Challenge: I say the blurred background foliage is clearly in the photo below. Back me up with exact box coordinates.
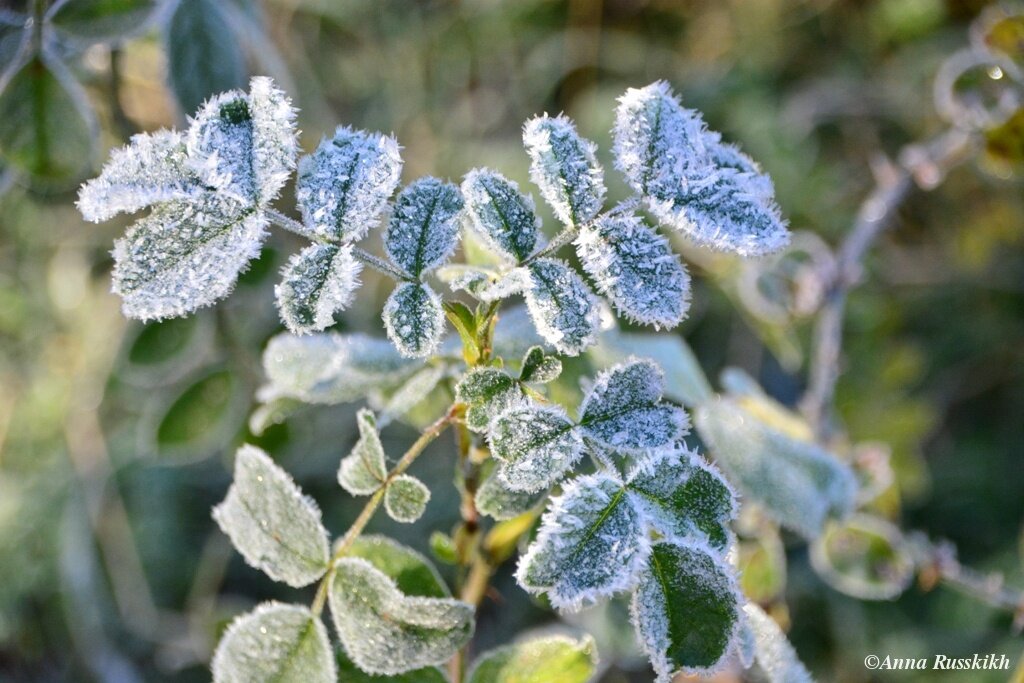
[0,0,1022,681]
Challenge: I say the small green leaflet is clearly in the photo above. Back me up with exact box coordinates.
[488,403,584,493]
[467,634,598,683]
[461,168,540,263]
[455,367,523,433]
[385,475,431,523]
[518,346,561,384]
[383,281,445,358]
[275,242,362,334]
[338,409,388,496]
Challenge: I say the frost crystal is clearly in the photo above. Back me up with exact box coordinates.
[523,114,605,226]
[455,367,524,432]
[475,461,549,521]
[111,195,266,321]
[521,258,601,356]
[275,243,362,334]
[212,445,330,587]
[578,359,689,451]
[742,603,814,683]
[212,602,335,683]
[329,558,474,675]
[630,541,742,681]
[338,409,388,496]
[77,130,197,222]
[519,346,562,383]
[261,332,417,405]
[488,403,584,493]
[385,475,431,523]
[575,212,691,328]
[296,126,403,242]
[612,81,789,257]
[384,177,464,277]
[461,169,542,263]
[516,474,649,611]
[382,282,445,358]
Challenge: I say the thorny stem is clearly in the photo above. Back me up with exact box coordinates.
[265,208,412,282]
[310,408,458,616]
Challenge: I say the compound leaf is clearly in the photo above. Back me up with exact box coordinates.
[630,542,741,680]
[212,602,335,683]
[329,558,474,675]
[385,475,431,523]
[523,114,605,226]
[212,445,330,587]
[384,177,464,277]
[578,359,689,451]
[338,409,388,496]
[488,403,584,493]
[383,281,445,358]
[275,242,362,334]
[516,474,648,611]
[296,126,403,242]
[467,634,598,683]
[461,169,540,263]
[521,258,600,356]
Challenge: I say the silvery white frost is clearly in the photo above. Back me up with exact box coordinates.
[384,474,431,523]
[523,114,606,225]
[337,409,388,496]
[275,243,363,334]
[461,168,541,262]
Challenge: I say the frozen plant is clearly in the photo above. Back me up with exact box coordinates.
[81,76,859,683]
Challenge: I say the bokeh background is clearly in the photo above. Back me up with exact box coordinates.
[1,0,1023,681]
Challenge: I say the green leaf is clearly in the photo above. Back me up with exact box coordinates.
[810,514,914,600]
[443,300,480,363]
[166,0,247,114]
[626,449,737,553]
[275,243,362,334]
[156,369,240,455]
[518,346,561,384]
[212,445,330,587]
[517,474,648,611]
[474,459,548,521]
[338,409,388,496]
[588,330,712,407]
[212,602,335,683]
[694,397,856,539]
[48,0,158,43]
[346,534,451,598]
[488,403,584,493]
[467,634,598,683]
[741,604,813,683]
[337,650,448,683]
[455,367,522,433]
[329,558,474,675]
[385,475,431,523]
[383,281,445,359]
[429,531,458,565]
[0,54,95,184]
[630,542,741,679]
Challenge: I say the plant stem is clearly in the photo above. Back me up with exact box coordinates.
[524,223,580,263]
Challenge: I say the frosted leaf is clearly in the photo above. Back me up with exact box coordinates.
[385,475,431,523]
[475,460,549,521]
[455,367,523,433]
[261,332,417,405]
[523,114,605,226]
[212,445,330,587]
[338,409,388,496]
[630,541,741,680]
[379,364,447,427]
[575,212,690,328]
[329,558,474,675]
[612,81,788,257]
[383,282,445,358]
[461,169,541,263]
[741,604,814,683]
[296,126,403,242]
[694,398,857,539]
[467,634,598,683]
[589,330,712,407]
[275,243,362,334]
[516,474,648,611]
[336,651,448,683]
[521,258,600,356]
[384,177,464,277]
[111,195,266,321]
[186,77,298,205]
[77,129,199,222]
[470,267,530,304]
[626,448,737,552]
[436,263,497,297]
[346,534,452,598]
[212,602,335,683]
[488,403,584,493]
[578,359,689,451]
[519,346,562,384]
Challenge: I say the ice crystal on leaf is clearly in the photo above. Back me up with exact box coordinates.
[385,475,431,523]
[384,177,464,277]
[461,169,541,263]
[629,541,742,681]
[212,445,330,587]
[329,558,474,675]
[519,346,562,384]
[578,358,689,451]
[383,281,445,358]
[337,409,388,496]
[516,474,650,611]
[575,211,691,328]
[455,367,524,433]
[523,114,606,226]
[612,81,788,257]
[741,603,814,683]
[488,403,584,493]
[474,460,549,521]
[275,243,362,334]
[212,602,335,683]
[521,258,601,356]
[296,126,403,242]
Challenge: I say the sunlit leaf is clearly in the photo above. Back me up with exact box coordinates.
[523,114,605,226]
[385,475,431,523]
[461,169,541,263]
[467,634,598,683]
